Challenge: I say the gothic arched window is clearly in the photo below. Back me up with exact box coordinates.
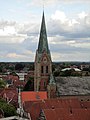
[41,66,43,73]
[46,66,48,73]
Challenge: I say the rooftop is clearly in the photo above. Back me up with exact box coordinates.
[61,68,81,72]
[21,91,47,103]
[23,98,90,120]
[56,76,90,95]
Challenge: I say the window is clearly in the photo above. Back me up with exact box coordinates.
[44,81,46,89]
[46,66,48,73]
[44,81,46,87]
[43,57,47,63]
[41,66,43,73]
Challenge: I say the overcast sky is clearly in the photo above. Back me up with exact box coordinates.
[0,0,90,62]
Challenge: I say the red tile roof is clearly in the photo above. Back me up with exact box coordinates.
[3,75,19,81]
[23,98,81,120]
[3,74,26,88]
[80,101,90,108]
[13,80,26,87]
[23,97,90,120]
[21,91,47,103]
[0,88,18,108]
[72,108,90,120]
[43,108,90,120]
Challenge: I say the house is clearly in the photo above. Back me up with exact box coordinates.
[19,91,47,118]
[0,88,18,108]
[80,64,90,70]
[2,74,26,89]
[34,11,56,98]
[41,108,90,120]
[17,72,27,81]
[22,97,90,120]
[0,75,3,80]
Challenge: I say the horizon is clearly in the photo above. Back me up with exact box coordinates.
[0,0,90,62]
[0,61,90,63]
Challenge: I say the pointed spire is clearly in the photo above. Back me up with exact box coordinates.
[49,74,56,85]
[38,11,49,54]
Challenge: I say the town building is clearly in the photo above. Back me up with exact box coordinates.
[22,97,90,120]
[0,88,18,108]
[1,10,90,120]
[34,11,56,98]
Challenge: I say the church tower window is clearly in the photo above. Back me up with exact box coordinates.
[46,66,48,73]
[44,81,46,88]
[41,66,43,73]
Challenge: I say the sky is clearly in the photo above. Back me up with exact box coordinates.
[0,0,90,62]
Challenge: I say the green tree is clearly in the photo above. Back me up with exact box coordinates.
[0,99,17,117]
[15,63,24,71]
[23,77,34,91]
[60,69,74,76]
[53,70,60,77]
[8,66,15,71]
[0,66,2,72]
[61,69,81,77]
[10,72,18,76]
[0,79,6,88]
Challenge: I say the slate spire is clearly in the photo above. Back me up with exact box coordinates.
[38,11,49,54]
[49,74,56,85]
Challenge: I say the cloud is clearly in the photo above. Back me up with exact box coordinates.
[29,0,90,7]
[0,19,37,61]
[6,53,23,58]
[0,34,27,44]
[0,8,90,61]
[78,11,88,19]
[47,10,90,62]
[51,11,67,24]
[0,20,28,43]
[0,26,16,35]
[0,20,16,29]
[5,52,34,62]
[52,52,90,62]
[48,10,90,39]
[30,0,59,6]
[17,22,39,36]
[0,43,35,62]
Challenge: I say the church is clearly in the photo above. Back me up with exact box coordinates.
[34,11,56,98]
[20,11,90,120]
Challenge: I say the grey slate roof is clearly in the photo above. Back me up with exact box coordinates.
[56,77,90,95]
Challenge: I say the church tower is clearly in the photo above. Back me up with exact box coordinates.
[34,11,56,97]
